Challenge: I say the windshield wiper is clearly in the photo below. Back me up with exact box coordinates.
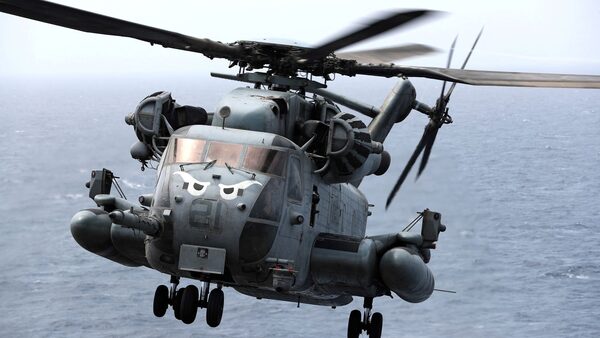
[225,162,257,180]
[179,159,216,171]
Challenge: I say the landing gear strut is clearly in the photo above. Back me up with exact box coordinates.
[347,297,383,338]
[153,276,225,327]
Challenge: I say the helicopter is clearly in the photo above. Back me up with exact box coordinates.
[2,1,600,338]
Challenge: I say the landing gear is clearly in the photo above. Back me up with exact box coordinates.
[153,276,225,327]
[347,298,384,338]
[347,309,362,338]
[369,312,383,338]
[173,289,184,320]
[206,287,224,327]
[180,285,199,324]
[153,285,169,317]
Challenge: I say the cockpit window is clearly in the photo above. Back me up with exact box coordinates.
[243,146,287,177]
[172,138,206,163]
[167,138,287,176]
[206,142,243,167]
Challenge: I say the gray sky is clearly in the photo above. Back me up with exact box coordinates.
[1,0,600,78]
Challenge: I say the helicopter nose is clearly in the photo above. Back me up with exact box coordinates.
[155,170,268,274]
[167,169,267,239]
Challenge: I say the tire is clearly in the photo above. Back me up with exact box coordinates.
[369,312,383,338]
[180,285,199,324]
[153,285,169,318]
[347,309,362,338]
[173,288,184,320]
[206,288,224,328]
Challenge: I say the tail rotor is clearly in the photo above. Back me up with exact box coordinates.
[386,29,484,209]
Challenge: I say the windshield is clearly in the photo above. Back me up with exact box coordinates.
[167,138,287,177]
[206,142,243,167]
[172,138,206,163]
[243,146,287,177]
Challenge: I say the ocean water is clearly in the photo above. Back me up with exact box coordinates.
[0,75,598,338]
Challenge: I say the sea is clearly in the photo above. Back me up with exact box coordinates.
[0,74,598,337]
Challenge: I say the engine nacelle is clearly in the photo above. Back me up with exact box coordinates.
[305,112,384,184]
[70,208,147,267]
[125,91,208,163]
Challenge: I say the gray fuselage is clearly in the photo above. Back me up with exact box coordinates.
[145,124,370,306]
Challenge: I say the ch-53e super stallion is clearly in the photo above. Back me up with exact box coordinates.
[3,1,600,337]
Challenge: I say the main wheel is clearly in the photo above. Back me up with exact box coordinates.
[173,288,185,320]
[180,285,199,324]
[368,312,383,338]
[347,309,362,338]
[153,285,169,318]
[206,288,224,328]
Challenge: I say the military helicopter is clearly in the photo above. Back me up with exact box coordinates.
[3,1,600,338]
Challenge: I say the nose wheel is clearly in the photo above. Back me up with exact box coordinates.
[180,285,199,324]
[206,287,224,327]
[347,297,383,338]
[152,276,225,327]
[152,284,169,317]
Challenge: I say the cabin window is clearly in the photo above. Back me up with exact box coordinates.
[243,146,287,176]
[287,156,302,202]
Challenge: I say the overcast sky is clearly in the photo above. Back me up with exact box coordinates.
[1,0,600,78]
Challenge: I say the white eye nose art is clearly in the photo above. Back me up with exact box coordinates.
[218,180,263,200]
[173,171,211,196]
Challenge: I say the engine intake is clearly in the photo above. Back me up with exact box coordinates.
[125,91,208,164]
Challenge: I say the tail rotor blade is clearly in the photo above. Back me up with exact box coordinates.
[414,36,456,184]
[386,124,432,209]
[438,36,458,102]
[417,123,440,177]
[446,27,484,99]
[387,36,459,208]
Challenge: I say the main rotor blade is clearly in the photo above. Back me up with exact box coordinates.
[352,64,600,89]
[336,43,437,64]
[386,123,432,209]
[0,0,242,60]
[305,10,434,60]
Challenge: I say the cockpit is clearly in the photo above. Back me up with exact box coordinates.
[167,138,288,177]
[153,125,304,214]
[150,126,306,266]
